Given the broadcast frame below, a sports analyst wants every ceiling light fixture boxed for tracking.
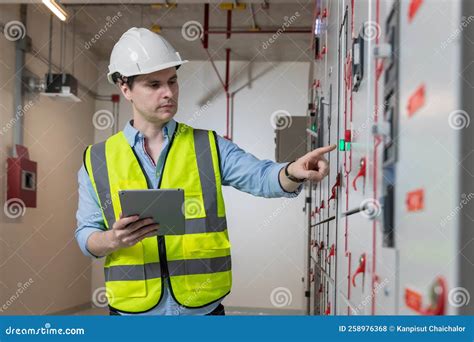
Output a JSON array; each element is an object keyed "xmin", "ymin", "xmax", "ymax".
[{"xmin": 42, "ymin": 0, "xmax": 68, "ymax": 22}]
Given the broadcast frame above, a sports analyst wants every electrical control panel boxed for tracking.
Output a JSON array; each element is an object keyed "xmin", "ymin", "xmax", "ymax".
[{"xmin": 305, "ymin": 0, "xmax": 474, "ymax": 315}]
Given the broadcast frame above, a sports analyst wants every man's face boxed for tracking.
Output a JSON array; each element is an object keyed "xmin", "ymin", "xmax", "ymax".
[{"xmin": 120, "ymin": 67, "xmax": 179, "ymax": 124}]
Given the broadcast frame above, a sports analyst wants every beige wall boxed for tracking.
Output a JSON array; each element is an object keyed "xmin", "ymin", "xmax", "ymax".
[{"xmin": 0, "ymin": 4, "xmax": 99, "ymax": 314}]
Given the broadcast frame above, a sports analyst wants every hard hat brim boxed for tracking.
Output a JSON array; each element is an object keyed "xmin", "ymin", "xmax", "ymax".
[{"xmin": 107, "ymin": 59, "xmax": 189, "ymax": 85}]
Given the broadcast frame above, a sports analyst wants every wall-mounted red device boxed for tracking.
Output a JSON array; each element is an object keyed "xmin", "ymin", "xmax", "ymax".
[{"xmin": 7, "ymin": 145, "xmax": 37, "ymax": 208}]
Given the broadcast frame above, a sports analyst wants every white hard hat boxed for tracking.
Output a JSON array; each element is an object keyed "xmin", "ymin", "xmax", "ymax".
[{"xmin": 107, "ymin": 27, "xmax": 188, "ymax": 84}]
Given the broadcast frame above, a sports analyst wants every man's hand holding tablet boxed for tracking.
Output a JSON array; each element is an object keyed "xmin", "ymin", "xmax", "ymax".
[{"xmin": 108, "ymin": 213, "xmax": 159, "ymax": 249}]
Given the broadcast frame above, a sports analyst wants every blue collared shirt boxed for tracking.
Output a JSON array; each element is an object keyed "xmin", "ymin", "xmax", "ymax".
[{"xmin": 75, "ymin": 119, "xmax": 301, "ymax": 315}]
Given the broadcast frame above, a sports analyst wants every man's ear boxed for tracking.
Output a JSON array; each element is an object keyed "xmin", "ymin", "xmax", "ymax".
[{"xmin": 119, "ymin": 81, "xmax": 133, "ymax": 101}]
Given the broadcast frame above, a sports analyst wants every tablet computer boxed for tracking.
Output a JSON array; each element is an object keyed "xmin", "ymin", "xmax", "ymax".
[{"xmin": 118, "ymin": 189, "xmax": 185, "ymax": 235}]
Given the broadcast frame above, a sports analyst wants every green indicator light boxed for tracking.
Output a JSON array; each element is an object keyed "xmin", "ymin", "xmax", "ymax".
[
  {"xmin": 339, "ymin": 139, "xmax": 346, "ymax": 151},
  {"xmin": 346, "ymin": 142, "xmax": 351, "ymax": 151},
  {"xmin": 311, "ymin": 123, "xmax": 317, "ymax": 131}
]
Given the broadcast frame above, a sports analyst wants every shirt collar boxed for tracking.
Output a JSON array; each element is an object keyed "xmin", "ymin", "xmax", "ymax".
[{"xmin": 123, "ymin": 118, "xmax": 177, "ymax": 147}]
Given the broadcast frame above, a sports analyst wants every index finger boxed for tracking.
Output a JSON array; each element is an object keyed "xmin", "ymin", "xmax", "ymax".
[{"xmin": 310, "ymin": 144, "xmax": 337, "ymax": 157}]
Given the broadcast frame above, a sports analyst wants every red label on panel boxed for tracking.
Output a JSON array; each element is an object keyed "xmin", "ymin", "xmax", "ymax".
[
  {"xmin": 407, "ymin": 85, "xmax": 425, "ymax": 117},
  {"xmin": 405, "ymin": 288, "xmax": 422, "ymax": 312},
  {"xmin": 344, "ymin": 130, "xmax": 352, "ymax": 142},
  {"xmin": 408, "ymin": 0, "xmax": 423, "ymax": 22},
  {"xmin": 406, "ymin": 189, "xmax": 424, "ymax": 212}
]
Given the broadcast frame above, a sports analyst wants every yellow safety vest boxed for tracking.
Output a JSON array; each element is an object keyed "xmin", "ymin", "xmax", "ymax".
[{"xmin": 83, "ymin": 122, "xmax": 232, "ymax": 313}]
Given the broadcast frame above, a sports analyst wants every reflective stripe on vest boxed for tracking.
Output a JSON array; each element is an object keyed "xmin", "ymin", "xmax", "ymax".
[
  {"xmin": 104, "ymin": 262, "xmax": 161, "ymax": 282},
  {"xmin": 104, "ymin": 255, "xmax": 232, "ymax": 281},
  {"xmin": 84, "ymin": 122, "xmax": 231, "ymax": 313},
  {"xmin": 89, "ymin": 141, "xmax": 116, "ymax": 229}
]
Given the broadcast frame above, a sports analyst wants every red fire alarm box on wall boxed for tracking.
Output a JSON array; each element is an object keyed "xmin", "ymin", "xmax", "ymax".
[{"xmin": 7, "ymin": 145, "xmax": 37, "ymax": 208}]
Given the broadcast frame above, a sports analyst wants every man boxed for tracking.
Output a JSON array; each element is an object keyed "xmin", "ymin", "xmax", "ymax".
[{"xmin": 75, "ymin": 27, "xmax": 336, "ymax": 316}]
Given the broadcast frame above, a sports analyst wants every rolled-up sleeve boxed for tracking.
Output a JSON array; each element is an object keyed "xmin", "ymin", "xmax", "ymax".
[
  {"xmin": 75, "ymin": 165, "xmax": 106, "ymax": 258},
  {"xmin": 216, "ymin": 135, "xmax": 302, "ymax": 198}
]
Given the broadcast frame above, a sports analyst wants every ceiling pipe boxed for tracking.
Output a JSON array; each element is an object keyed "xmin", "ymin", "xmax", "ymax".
[
  {"xmin": 226, "ymin": 9, "xmax": 232, "ymax": 39},
  {"xmin": 225, "ymin": 48, "xmax": 231, "ymax": 140},
  {"xmin": 12, "ymin": 4, "xmax": 28, "ymax": 157},
  {"xmin": 203, "ymin": 3, "xmax": 209, "ymax": 49},
  {"xmin": 206, "ymin": 29, "xmax": 311, "ymax": 34},
  {"xmin": 202, "ymin": 45, "xmax": 231, "ymax": 140},
  {"xmin": 200, "ymin": 2, "xmax": 311, "ymax": 141},
  {"xmin": 201, "ymin": 3, "xmax": 232, "ymax": 140},
  {"xmin": 249, "ymin": 3, "xmax": 258, "ymax": 30}
]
